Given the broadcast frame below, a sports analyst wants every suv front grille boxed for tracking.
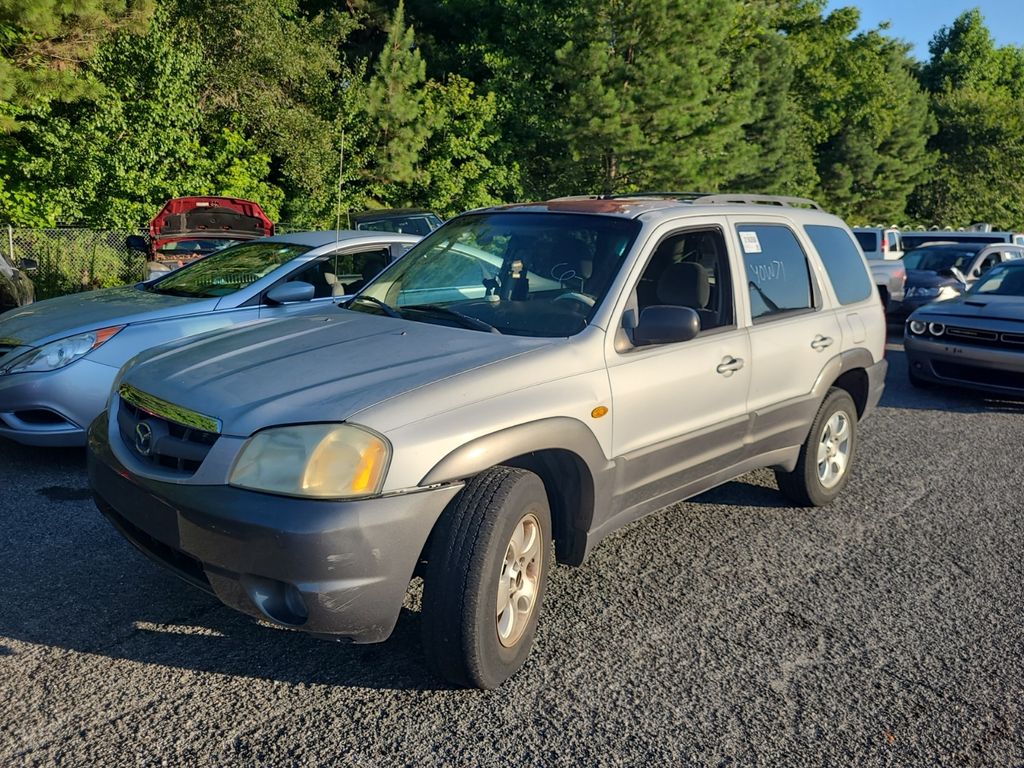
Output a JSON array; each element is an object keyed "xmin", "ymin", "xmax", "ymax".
[{"xmin": 117, "ymin": 385, "xmax": 221, "ymax": 475}]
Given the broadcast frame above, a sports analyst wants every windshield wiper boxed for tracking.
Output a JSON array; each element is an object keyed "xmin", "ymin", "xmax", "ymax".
[
  {"xmin": 343, "ymin": 295, "xmax": 403, "ymax": 319},
  {"xmin": 403, "ymin": 304, "xmax": 502, "ymax": 334}
]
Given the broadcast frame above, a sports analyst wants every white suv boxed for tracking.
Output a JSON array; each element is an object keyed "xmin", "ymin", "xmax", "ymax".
[{"xmin": 90, "ymin": 194, "xmax": 888, "ymax": 689}]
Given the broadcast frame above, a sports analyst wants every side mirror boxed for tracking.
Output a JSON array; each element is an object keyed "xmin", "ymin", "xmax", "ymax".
[
  {"xmin": 633, "ymin": 305, "xmax": 700, "ymax": 346},
  {"xmin": 126, "ymin": 235, "xmax": 150, "ymax": 254},
  {"xmin": 972, "ymin": 267, "xmax": 982, "ymax": 278},
  {"xmin": 265, "ymin": 281, "xmax": 315, "ymax": 305},
  {"xmin": 18, "ymin": 257, "xmax": 38, "ymax": 272}
]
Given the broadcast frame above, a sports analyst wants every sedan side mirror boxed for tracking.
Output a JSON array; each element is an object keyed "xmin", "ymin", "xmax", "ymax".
[
  {"xmin": 633, "ymin": 305, "xmax": 700, "ymax": 346},
  {"xmin": 265, "ymin": 281, "xmax": 315, "ymax": 305},
  {"xmin": 125, "ymin": 235, "xmax": 150, "ymax": 254},
  {"xmin": 18, "ymin": 257, "xmax": 38, "ymax": 272}
]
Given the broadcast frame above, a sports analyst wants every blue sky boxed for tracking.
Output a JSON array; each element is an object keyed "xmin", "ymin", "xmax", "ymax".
[{"xmin": 824, "ymin": 1, "xmax": 1022, "ymax": 60}]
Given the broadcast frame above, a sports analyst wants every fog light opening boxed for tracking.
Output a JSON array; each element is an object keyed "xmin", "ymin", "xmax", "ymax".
[{"xmin": 241, "ymin": 575, "xmax": 309, "ymax": 627}]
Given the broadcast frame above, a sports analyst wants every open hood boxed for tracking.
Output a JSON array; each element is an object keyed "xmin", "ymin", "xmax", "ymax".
[{"xmin": 149, "ymin": 197, "xmax": 274, "ymax": 241}]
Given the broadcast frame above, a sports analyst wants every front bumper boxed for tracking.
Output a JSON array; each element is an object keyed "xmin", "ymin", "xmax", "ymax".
[
  {"xmin": 905, "ymin": 334, "xmax": 1024, "ymax": 396},
  {"xmin": 88, "ymin": 413, "xmax": 462, "ymax": 643},
  {"xmin": 0, "ymin": 358, "xmax": 117, "ymax": 447}
]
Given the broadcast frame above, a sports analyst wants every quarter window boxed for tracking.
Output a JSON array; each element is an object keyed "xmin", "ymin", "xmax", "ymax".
[
  {"xmin": 737, "ymin": 224, "xmax": 814, "ymax": 321},
  {"xmin": 804, "ymin": 225, "xmax": 874, "ymax": 305}
]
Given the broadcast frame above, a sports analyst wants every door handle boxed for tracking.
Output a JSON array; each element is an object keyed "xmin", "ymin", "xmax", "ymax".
[
  {"xmin": 811, "ymin": 335, "xmax": 834, "ymax": 351},
  {"xmin": 716, "ymin": 356, "xmax": 744, "ymax": 375}
]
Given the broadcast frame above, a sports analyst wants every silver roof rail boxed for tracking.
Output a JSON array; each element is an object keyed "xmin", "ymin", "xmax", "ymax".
[{"xmin": 691, "ymin": 194, "xmax": 824, "ymax": 210}]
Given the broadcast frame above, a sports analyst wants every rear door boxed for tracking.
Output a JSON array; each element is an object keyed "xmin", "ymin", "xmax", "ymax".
[{"xmin": 730, "ymin": 217, "xmax": 844, "ymax": 456}]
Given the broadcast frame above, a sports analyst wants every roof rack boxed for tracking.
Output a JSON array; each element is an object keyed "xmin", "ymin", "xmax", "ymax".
[
  {"xmin": 690, "ymin": 194, "xmax": 823, "ymax": 210},
  {"xmin": 599, "ymin": 191, "xmax": 715, "ymax": 201}
]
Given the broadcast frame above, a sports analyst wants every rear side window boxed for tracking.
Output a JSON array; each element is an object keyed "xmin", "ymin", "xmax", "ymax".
[
  {"xmin": 804, "ymin": 225, "xmax": 874, "ymax": 305},
  {"xmin": 737, "ymin": 224, "xmax": 814, "ymax": 321},
  {"xmin": 853, "ymin": 231, "xmax": 877, "ymax": 253}
]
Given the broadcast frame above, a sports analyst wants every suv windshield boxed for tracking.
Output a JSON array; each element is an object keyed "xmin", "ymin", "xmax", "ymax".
[
  {"xmin": 903, "ymin": 247, "xmax": 981, "ymax": 272},
  {"xmin": 353, "ymin": 212, "xmax": 642, "ymax": 337},
  {"xmin": 148, "ymin": 242, "xmax": 311, "ymax": 298}
]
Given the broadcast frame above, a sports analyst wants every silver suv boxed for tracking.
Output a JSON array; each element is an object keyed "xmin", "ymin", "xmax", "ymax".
[{"xmin": 89, "ymin": 194, "xmax": 887, "ymax": 689}]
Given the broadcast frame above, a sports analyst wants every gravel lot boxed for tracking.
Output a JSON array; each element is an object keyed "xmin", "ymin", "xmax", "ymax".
[{"xmin": 2, "ymin": 341, "xmax": 1022, "ymax": 767}]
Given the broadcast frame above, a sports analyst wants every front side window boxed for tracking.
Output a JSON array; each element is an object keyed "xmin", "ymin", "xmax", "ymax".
[
  {"xmin": 737, "ymin": 224, "xmax": 814, "ymax": 321},
  {"xmin": 354, "ymin": 212, "xmax": 642, "ymax": 337},
  {"xmin": 633, "ymin": 227, "xmax": 733, "ymax": 332},
  {"xmin": 149, "ymin": 242, "xmax": 311, "ymax": 298},
  {"xmin": 804, "ymin": 225, "xmax": 873, "ymax": 305}
]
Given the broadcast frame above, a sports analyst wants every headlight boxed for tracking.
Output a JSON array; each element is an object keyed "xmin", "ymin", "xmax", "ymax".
[
  {"xmin": 906, "ymin": 286, "xmax": 940, "ymax": 298},
  {"xmin": 936, "ymin": 285, "xmax": 961, "ymax": 300},
  {"xmin": 229, "ymin": 423, "xmax": 391, "ymax": 499},
  {"xmin": 928, "ymin": 322, "xmax": 946, "ymax": 337},
  {"xmin": 0, "ymin": 326, "xmax": 123, "ymax": 375},
  {"xmin": 908, "ymin": 320, "xmax": 927, "ymax": 335}
]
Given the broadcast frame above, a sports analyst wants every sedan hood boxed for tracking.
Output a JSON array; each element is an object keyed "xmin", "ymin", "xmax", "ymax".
[
  {"xmin": 912, "ymin": 294, "xmax": 1024, "ymax": 323},
  {"xmin": 120, "ymin": 312, "xmax": 553, "ymax": 437},
  {"xmin": 0, "ymin": 286, "xmax": 208, "ymax": 346}
]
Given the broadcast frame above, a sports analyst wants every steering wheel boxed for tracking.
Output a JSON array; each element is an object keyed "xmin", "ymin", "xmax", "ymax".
[{"xmin": 553, "ymin": 291, "xmax": 595, "ymax": 308}]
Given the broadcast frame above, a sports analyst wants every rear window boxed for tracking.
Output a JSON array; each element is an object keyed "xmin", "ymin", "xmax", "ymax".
[
  {"xmin": 853, "ymin": 231, "xmax": 877, "ymax": 253},
  {"xmin": 805, "ymin": 225, "xmax": 874, "ymax": 305},
  {"xmin": 737, "ymin": 224, "xmax": 814, "ymax": 321}
]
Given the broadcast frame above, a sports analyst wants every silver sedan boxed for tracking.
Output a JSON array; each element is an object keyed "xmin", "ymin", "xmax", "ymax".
[{"xmin": 0, "ymin": 230, "xmax": 419, "ymax": 446}]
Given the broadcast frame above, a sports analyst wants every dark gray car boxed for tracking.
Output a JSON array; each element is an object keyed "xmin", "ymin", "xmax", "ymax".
[
  {"xmin": 0, "ymin": 251, "xmax": 35, "ymax": 313},
  {"xmin": 905, "ymin": 261, "xmax": 1024, "ymax": 394}
]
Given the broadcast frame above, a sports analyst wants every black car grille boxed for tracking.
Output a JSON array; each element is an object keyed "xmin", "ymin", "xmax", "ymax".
[
  {"xmin": 117, "ymin": 396, "xmax": 219, "ymax": 475},
  {"xmin": 932, "ymin": 361, "xmax": 1024, "ymax": 391},
  {"xmin": 943, "ymin": 324, "xmax": 1024, "ymax": 351}
]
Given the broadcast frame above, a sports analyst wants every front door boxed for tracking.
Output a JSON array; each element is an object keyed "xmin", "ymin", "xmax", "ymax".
[{"xmin": 606, "ymin": 222, "xmax": 751, "ymax": 517}]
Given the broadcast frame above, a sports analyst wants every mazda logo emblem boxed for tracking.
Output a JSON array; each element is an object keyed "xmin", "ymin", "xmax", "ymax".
[{"xmin": 134, "ymin": 421, "xmax": 154, "ymax": 457}]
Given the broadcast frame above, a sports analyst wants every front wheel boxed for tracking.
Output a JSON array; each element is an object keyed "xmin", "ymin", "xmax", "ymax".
[
  {"xmin": 421, "ymin": 466, "xmax": 552, "ymax": 689},
  {"xmin": 775, "ymin": 388, "xmax": 858, "ymax": 507}
]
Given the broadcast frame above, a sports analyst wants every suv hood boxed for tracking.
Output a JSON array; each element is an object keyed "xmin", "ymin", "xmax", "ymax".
[
  {"xmin": 120, "ymin": 312, "xmax": 554, "ymax": 437},
  {"xmin": 0, "ymin": 286, "xmax": 208, "ymax": 347}
]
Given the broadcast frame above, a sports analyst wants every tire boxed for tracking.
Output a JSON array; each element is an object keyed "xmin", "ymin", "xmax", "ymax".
[
  {"xmin": 421, "ymin": 466, "xmax": 552, "ymax": 689},
  {"xmin": 775, "ymin": 388, "xmax": 858, "ymax": 507}
]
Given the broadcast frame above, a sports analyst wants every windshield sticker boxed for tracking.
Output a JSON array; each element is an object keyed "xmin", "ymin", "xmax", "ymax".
[{"xmin": 740, "ymin": 231, "xmax": 762, "ymax": 254}]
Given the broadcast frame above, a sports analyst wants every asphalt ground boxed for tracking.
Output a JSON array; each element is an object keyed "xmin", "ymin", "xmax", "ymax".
[{"xmin": 1, "ymin": 339, "xmax": 1022, "ymax": 767}]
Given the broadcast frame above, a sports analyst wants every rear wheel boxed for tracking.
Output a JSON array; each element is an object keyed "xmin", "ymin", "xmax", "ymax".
[
  {"xmin": 421, "ymin": 466, "xmax": 552, "ymax": 689},
  {"xmin": 775, "ymin": 388, "xmax": 858, "ymax": 507}
]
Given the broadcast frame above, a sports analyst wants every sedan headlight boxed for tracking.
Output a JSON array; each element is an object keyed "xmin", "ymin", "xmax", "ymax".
[
  {"xmin": 908, "ymin": 319, "xmax": 927, "ymax": 335},
  {"xmin": 0, "ymin": 326, "xmax": 123, "ymax": 375},
  {"xmin": 229, "ymin": 423, "xmax": 391, "ymax": 499},
  {"xmin": 905, "ymin": 286, "xmax": 940, "ymax": 298}
]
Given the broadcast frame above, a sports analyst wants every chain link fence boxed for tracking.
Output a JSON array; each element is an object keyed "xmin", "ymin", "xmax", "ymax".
[{"xmin": 3, "ymin": 226, "xmax": 148, "ymax": 300}]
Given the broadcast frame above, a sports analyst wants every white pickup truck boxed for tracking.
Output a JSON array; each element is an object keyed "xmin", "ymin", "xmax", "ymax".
[{"xmin": 852, "ymin": 228, "xmax": 905, "ymax": 313}]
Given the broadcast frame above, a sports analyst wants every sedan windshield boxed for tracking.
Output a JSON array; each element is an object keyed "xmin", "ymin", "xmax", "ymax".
[
  {"xmin": 147, "ymin": 242, "xmax": 311, "ymax": 298},
  {"xmin": 352, "ymin": 212, "xmax": 642, "ymax": 337},
  {"xmin": 970, "ymin": 266, "xmax": 1024, "ymax": 296},
  {"xmin": 903, "ymin": 247, "xmax": 980, "ymax": 272}
]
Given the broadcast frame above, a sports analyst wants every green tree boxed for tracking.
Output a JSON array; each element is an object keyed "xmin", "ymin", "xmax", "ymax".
[
  {"xmin": 552, "ymin": 0, "xmax": 759, "ymax": 194},
  {"xmin": 362, "ymin": 0, "xmax": 429, "ymax": 195},
  {"xmin": 912, "ymin": 10, "xmax": 1024, "ymax": 228},
  {"xmin": 0, "ymin": 0, "xmax": 152, "ymax": 130}
]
